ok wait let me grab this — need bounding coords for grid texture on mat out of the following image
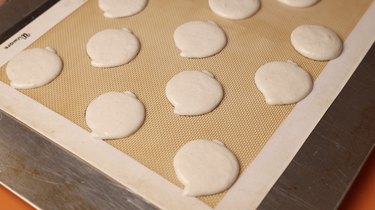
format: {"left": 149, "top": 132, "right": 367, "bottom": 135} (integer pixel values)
{"left": 0, "top": 0, "right": 372, "bottom": 207}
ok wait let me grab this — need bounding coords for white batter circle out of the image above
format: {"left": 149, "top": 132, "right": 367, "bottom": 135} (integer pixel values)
{"left": 291, "top": 25, "right": 343, "bottom": 61}
{"left": 6, "top": 47, "right": 62, "bottom": 89}
{"left": 173, "top": 139, "right": 239, "bottom": 196}
{"left": 99, "top": 0, "right": 148, "bottom": 18}
{"left": 85, "top": 91, "right": 145, "bottom": 139}
{"left": 173, "top": 21, "right": 227, "bottom": 58}
{"left": 86, "top": 28, "right": 140, "bottom": 68}
{"left": 165, "top": 70, "right": 224, "bottom": 116}
{"left": 255, "top": 61, "right": 313, "bottom": 105}
{"left": 278, "top": 0, "right": 319, "bottom": 8}
{"left": 208, "top": 0, "right": 260, "bottom": 20}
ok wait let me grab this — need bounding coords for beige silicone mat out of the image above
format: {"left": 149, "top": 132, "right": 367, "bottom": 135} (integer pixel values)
{"left": 0, "top": 0, "right": 372, "bottom": 207}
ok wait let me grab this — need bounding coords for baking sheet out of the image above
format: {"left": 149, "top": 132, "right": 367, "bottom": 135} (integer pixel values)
{"left": 0, "top": 0, "right": 374, "bottom": 209}
{"left": 0, "top": 0, "right": 59, "bottom": 44}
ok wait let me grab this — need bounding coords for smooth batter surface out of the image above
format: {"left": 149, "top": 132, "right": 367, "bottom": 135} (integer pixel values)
{"left": 165, "top": 70, "right": 223, "bottom": 116}
{"left": 6, "top": 47, "right": 62, "bottom": 89}
{"left": 255, "top": 61, "right": 313, "bottom": 105}
{"left": 278, "top": 0, "right": 318, "bottom": 7}
{"left": 208, "top": 0, "right": 260, "bottom": 20}
{"left": 291, "top": 25, "right": 343, "bottom": 61}
{"left": 173, "top": 140, "right": 239, "bottom": 197}
{"left": 173, "top": 21, "right": 227, "bottom": 58}
{"left": 85, "top": 91, "right": 145, "bottom": 139}
{"left": 86, "top": 28, "right": 140, "bottom": 68}
{"left": 98, "top": 0, "right": 147, "bottom": 18}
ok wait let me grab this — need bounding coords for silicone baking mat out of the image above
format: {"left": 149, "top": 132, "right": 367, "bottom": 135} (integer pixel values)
{"left": 0, "top": 0, "right": 372, "bottom": 207}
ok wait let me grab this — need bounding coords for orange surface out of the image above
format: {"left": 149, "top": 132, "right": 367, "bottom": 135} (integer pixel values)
{"left": 0, "top": 186, "right": 34, "bottom": 210}
{"left": 0, "top": 151, "right": 374, "bottom": 209}
{"left": 340, "top": 150, "right": 375, "bottom": 210}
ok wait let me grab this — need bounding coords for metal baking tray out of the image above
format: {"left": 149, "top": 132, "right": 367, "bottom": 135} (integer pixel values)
{"left": 0, "top": 0, "right": 374, "bottom": 209}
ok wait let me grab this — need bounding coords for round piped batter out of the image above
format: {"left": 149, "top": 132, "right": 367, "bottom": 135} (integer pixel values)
{"left": 85, "top": 91, "right": 145, "bottom": 139}
{"left": 166, "top": 70, "right": 224, "bottom": 116}
{"left": 208, "top": 0, "right": 260, "bottom": 20}
{"left": 174, "top": 21, "right": 227, "bottom": 58}
{"left": 6, "top": 47, "right": 62, "bottom": 89}
{"left": 174, "top": 139, "right": 239, "bottom": 196}
{"left": 255, "top": 61, "right": 313, "bottom": 105}
{"left": 99, "top": 0, "right": 147, "bottom": 18}
{"left": 291, "top": 25, "right": 343, "bottom": 61}
{"left": 86, "top": 28, "right": 140, "bottom": 68}
{"left": 278, "top": 0, "right": 319, "bottom": 7}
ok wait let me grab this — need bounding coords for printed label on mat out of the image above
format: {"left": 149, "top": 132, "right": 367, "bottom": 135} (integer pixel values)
{"left": 0, "top": 0, "right": 87, "bottom": 67}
